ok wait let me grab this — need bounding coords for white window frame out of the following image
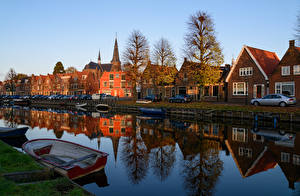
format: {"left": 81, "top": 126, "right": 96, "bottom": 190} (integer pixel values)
{"left": 232, "top": 128, "right": 248, "bottom": 142}
{"left": 239, "top": 67, "right": 253, "bottom": 76}
{"left": 233, "top": 82, "right": 248, "bottom": 95}
{"left": 293, "top": 154, "right": 300, "bottom": 165}
{"left": 275, "top": 82, "right": 295, "bottom": 96}
{"left": 293, "top": 65, "right": 300, "bottom": 75}
{"left": 281, "top": 66, "right": 290, "bottom": 76}
{"left": 281, "top": 152, "right": 290, "bottom": 163}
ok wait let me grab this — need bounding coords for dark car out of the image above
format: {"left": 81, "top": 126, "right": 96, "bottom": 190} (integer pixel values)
{"left": 169, "top": 94, "right": 192, "bottom": 103}
{"left": 144, "top": 94, "right": 161, "bottom": 102}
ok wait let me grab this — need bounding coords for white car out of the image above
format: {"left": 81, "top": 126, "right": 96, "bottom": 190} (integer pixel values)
{"left": 250, "top": 94, "right": 296, "bottom": 107}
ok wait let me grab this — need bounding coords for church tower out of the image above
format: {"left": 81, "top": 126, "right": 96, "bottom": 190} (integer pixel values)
{"left": 111, "top": 38, "right": 121, "bottom": 71}
{"left": 98, "top": 50, "right": 101, "bottom": 65}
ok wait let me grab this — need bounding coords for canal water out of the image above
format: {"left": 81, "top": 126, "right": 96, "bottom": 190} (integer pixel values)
{"left": 0, "top": 106, "right": 300, "bottom": 196}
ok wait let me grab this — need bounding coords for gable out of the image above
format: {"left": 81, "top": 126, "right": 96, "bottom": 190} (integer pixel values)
{"left": 226, "top": 46, "right": 279, "bottom": 82}
{"left": 246, "top": 46, "right": 279, "bottom": 76}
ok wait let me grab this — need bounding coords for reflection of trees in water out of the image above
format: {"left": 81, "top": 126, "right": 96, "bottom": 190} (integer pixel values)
{"left": 150, "top": 144, "right": 176, "bottom": 182}
{"left": 181, "top": 140, "right": 223, "bottom": 196}
{"left": 53, "top": 128, "right": 64, "bottom": 138}
{"left": 121, "top": 131, "right": 149, "bottom": 184}
{"left": 3, "top": 108, "right": 17, "bottom": 128}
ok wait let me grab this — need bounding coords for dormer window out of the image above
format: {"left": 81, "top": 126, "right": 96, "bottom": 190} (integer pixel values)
{"left": 281, "top": 66, "right": 290, "bottom": 76}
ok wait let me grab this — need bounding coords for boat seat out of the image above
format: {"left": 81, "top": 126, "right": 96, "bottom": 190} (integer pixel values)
{"left": 41, "top": 154, "right": 67, "bottom": 165}
{"left": 61, "top": 154, "right": 97, "bottom": 167}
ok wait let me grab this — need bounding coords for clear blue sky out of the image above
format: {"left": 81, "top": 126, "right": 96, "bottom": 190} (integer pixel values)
{"left": 0, "top": 0, "right": 299, "bottom": 81}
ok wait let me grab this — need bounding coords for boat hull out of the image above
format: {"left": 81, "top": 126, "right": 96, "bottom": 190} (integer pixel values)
{"left": 96, "top": 104, "right": 110, "bottom": 112}
{"left": 0, "top": 127, "right": 28, "bottom": 138}
{"left": 140, "top": 107, "right": 166, "bottom": 116}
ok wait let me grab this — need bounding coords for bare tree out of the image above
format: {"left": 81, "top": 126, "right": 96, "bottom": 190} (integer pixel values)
{"left": 152, "top": 38, "right": 176, "bottom": 67}
{"left": 184, "top": 11, "right": 224, "bottom": 88}
{"left": 123, "top": 30, "right": 149, "bottom": 99}
{"left": 5, "top": 68, "right": 17, "bottom": 95}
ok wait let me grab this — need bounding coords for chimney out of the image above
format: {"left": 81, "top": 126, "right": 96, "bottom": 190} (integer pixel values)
{"left": 184, "top": 57, "right": 187, "bottom": 62}
{"left": 289, "top": 40, "right": 295, "bottom": 48}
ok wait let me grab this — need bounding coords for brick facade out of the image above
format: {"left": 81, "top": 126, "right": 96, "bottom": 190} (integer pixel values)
{"left": 270, "top": 40, "right": 300, "bottom": 101}
{"left": 226, "top": 46, "right": 279, "bottom": 103}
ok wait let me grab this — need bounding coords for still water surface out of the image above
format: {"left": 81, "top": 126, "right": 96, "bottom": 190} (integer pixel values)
{"left": 0, "top": 106, "right": 300, "bottom": 196}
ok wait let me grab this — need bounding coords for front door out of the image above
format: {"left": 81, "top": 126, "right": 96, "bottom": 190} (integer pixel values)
{"left": 257, "top": 85, "right": 262, "bottom": 98}
{"left": 254, "top": 84, "right": 264, "bottom": 98}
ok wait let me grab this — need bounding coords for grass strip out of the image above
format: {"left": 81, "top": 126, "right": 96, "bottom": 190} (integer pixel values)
{"left": 0, "top": 140, "right": 90, "bottom": 196}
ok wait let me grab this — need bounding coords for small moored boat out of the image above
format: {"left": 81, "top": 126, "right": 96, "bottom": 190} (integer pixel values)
{"left": 75, "top": 103, "right": 87, "bottom": 108}
{"left": 23, "top": 139, "right": 109, "bottom": 180}
{"left": 0, "top": 127, "right": 29, "bottom": 138}
{"left": 95, "top": 104, "right": 110, "bottom": 113}
{"left": 136, "top": 99, "right": 152, "bottom": 104}
{"left": 140, "top": 107, "right": 166, "bottom": 116}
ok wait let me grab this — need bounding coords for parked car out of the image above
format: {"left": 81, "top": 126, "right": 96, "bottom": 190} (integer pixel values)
{"left": 102, "top": 94, "right": 117, "bottom": 100}
{"left": 169, "top": 94, "right": 192, "bottom": 103}
{"left": 144, "top": 94, "right": 161, "bottom": 102}
{"left": 251, "top": 94, "right": 296, "bottom": 107}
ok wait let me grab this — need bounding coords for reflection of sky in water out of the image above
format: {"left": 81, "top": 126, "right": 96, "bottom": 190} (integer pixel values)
{"left": 0, "top": 111, "right": 299, "bottom": 196}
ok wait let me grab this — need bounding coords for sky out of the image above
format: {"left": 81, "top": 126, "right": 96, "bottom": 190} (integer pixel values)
{"left": 0, "top": 0, "right": 299, "bottom": 81}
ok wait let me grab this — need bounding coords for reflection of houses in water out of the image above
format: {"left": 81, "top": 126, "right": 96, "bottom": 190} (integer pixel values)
{"left": 226, "top": 125, "right": 300, "bottom": 189}
{"left": 268, "top": 132, "right": 300, "bottom": 189}
{"left": 99, "top": 114, "right": 133, "bottom": 162}
{"left": 225, "top": 126, "right": 277, "bottom": 178}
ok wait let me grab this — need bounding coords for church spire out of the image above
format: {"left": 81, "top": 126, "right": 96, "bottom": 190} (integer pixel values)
{"left": 98, "top": 50, "right": 101, "bottom": 65}
{"left": 111, "top": 37, "right": 120, "bottom": 64}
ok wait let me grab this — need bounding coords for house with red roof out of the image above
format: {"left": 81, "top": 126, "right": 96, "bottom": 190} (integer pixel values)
{"left": 225, "top": 45, "right": 280, "bottom": 103}
{"left": 269, "top": 40, "right": 300, "bottom": 101}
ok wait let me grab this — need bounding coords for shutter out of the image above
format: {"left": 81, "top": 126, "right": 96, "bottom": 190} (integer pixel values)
{"left": 253, "top": 84, "right": 257, "bottom": 98}
{"left": 261, "top": 85, "right": 265, "bottom": 97}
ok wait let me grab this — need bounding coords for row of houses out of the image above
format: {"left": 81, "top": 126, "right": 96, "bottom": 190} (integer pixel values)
{"left": 1, "top": 40, "right": 299, "bottom": 103}
{"left": 136, "top": 39, "right": 300, "bottom": 103}
{"left": 0, "top": 39, "right": 133, "bottom": 97}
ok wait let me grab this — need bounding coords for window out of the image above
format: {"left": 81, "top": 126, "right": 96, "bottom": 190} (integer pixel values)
{"left": 275, "top": 82, "right": 295, "bottom": 96}
{"left": 213, "top": 86, "right": 218, "bottom": 97}
{"left": 121, "top": 74, "right": 126, "bottom": 80}
{"left": 109, "top": 82, "right": 114, "bottom": 88}
{"left": 281, "top": 66, "right": 290, "bottom": 76}
{"left": 239, "top": 67, "right": 253, "bottom": 76}
{"left": 103, "top": 81, "right": 107, "bottom": 87}
{"left": 293, "top": 154, "right": 300, "bottom": 165}
{"left": 121, "top": 82, "right": 126, "bottom": 88}
{"left": 121, "top": 128, "right": 126, "bottom": 133}
{"left": 116, "top": 74, "right": 119, "bottom": 78}
{"left": 233, "top": 82, "right": 248, "bottom": 95}
{"left": 281, "top": 152, "right": 290, "bottom": 163}
{"left": 232, "top": 128, "right": 248, "bottom": 142}
{"left": 293, "top": 65, "right": 300, "bottom": 75}
{"left": 109, "top": 128, "right": 113, "bottom": 133}
{"left": 238, "top": 147, "right": 252, "bottom": 158}
{"left": 204, "top": 86, "right": 210, "bottom": 96}
{"left": 109, "top": 74, "right": 114, "bottom": 80}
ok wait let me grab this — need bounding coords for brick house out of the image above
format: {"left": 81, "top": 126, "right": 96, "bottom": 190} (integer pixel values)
{"left": 83, "top": 38, "right": 132, "bottom": 97}
{"left": 226, "top": 45, "right": 279, "bottom": 103}
{"left": 175, "top": 58, "right": 230, "bottom": 101}
{"left": 269, "top": 40, "right": 300, "bottom": 100}
{"left": 141, "top": 62, "right": 178, "bottom": 100}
